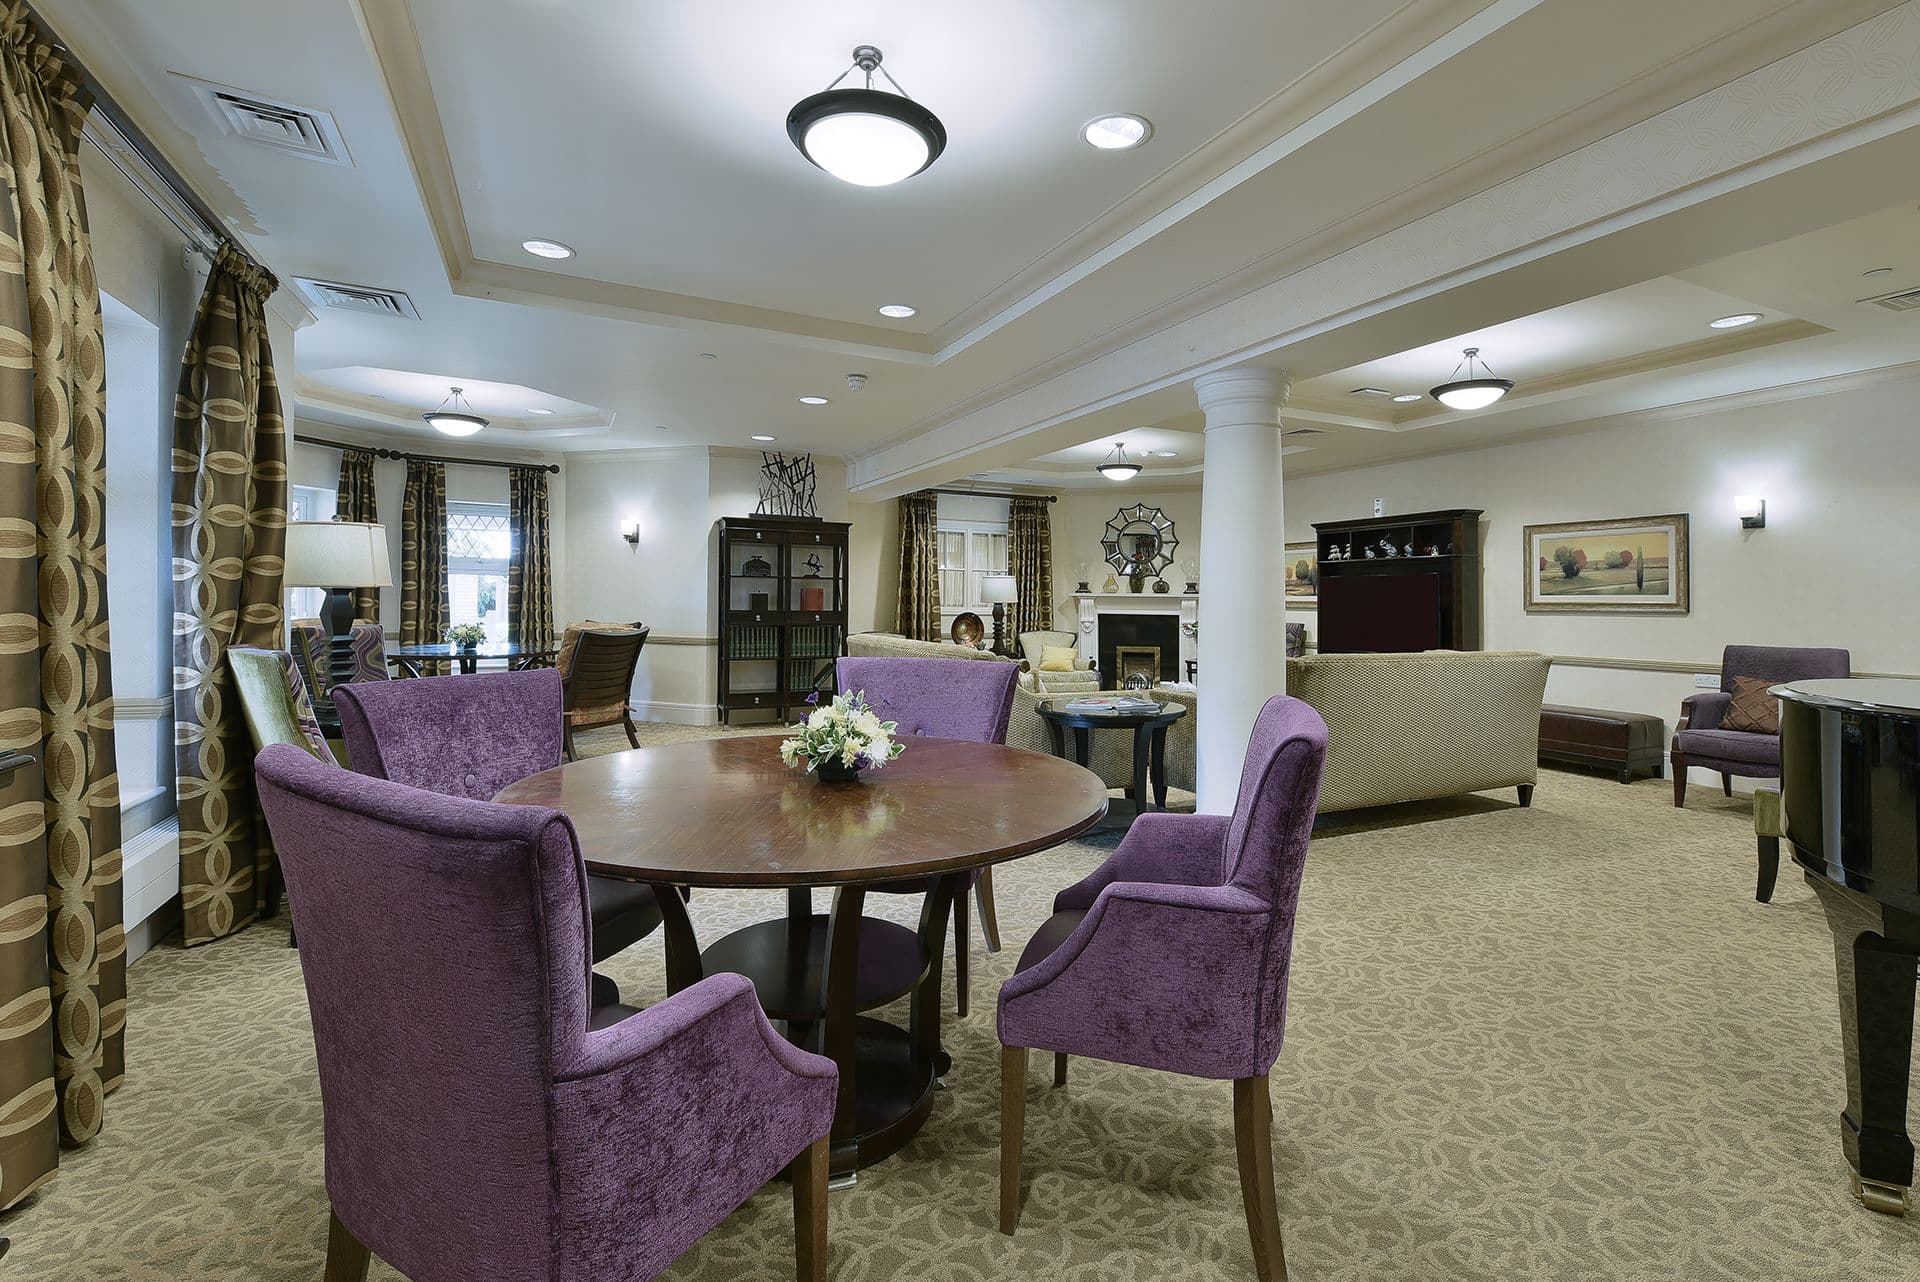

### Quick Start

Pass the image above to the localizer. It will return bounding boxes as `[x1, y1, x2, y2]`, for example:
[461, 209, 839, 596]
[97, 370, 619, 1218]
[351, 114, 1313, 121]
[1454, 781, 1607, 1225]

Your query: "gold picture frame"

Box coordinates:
[1522, 514, 1689, 614]
[1284, 541, 1318, 608]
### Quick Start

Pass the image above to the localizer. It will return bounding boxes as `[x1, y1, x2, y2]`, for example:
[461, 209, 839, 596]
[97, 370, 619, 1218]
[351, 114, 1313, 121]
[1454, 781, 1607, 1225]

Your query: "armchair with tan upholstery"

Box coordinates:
[556, 621, 650, 759]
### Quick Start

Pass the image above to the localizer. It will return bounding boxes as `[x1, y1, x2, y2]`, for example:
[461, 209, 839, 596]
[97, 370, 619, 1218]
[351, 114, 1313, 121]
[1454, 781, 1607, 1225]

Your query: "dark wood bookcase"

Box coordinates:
[715, 516, 850, 725]
[1312, 508, 1484, 652]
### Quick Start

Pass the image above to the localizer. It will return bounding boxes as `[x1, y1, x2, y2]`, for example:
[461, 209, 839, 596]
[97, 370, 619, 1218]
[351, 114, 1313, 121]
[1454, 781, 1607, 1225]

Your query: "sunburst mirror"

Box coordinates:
[1102, 503, 1178, 589]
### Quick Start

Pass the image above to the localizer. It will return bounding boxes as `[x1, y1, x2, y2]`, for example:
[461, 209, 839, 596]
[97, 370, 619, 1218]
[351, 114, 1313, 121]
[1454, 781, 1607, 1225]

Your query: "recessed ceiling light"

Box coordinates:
[1391, 393, 1424, 403]
[1863, 266, 1894, 278]
[797, 395, 830, 406]
[529, 407, 555, 416]
[700, 352, 718, 360]
[1709, 312, 1762, 328]
[1082, 113, 1152, 151]
[751, 434, 776, 442]
[521, 238, 574, 260]
[877, 303, 917, 319]
[1153, 450, 1179, 458]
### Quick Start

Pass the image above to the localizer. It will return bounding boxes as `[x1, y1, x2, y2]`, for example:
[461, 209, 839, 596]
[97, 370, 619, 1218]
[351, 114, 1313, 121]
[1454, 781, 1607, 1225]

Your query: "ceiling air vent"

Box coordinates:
[294, 277, 419, 320]
[1284, 427, 1324, 438]
[1860, 286, 1920, 312]
[176, 74, 352, 166]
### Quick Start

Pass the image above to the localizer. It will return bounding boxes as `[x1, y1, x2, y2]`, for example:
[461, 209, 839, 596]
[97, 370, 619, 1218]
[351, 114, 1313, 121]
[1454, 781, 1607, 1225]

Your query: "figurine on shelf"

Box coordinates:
[741, 554, 773, 577]
[1181, 558, 1199, 595]
[1363, 546, 1378, 559]
[1425, 544, 1441, 557]
[1152, 577, 1170, 594]
[1403, 541, 1414, 558]
[803, 552, 824, 577]
[1325, 545, 1343, 562]
[1075, 560, 1093, 594]
[1378, 538, 1398, 558]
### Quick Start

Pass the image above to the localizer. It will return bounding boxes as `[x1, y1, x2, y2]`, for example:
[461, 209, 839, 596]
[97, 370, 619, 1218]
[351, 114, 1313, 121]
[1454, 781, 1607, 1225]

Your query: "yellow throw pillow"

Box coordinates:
[1039, 645, 1079, 672]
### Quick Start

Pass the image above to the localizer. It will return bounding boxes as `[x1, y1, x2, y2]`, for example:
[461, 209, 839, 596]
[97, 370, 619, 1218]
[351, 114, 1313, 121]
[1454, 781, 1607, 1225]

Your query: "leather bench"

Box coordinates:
[1538, 704, 1665, 783]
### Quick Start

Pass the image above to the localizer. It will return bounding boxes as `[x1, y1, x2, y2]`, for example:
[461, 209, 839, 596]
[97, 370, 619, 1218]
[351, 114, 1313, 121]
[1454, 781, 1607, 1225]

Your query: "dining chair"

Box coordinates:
[835, 655, 1019, 1017]
[996, 693, 1328, 1282]
[253, 743, 837, 1282]
[558, 622, 651, 759]
[347, 620, 391, 684]
[332, 669, 666, 1007]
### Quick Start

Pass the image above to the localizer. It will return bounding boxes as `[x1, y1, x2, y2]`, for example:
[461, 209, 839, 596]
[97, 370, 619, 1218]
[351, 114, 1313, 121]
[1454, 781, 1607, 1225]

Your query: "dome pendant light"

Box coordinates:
[788, 45, 947, 187]
[1097, 441, 1142, 481]
[422, 386, 488, 437]
[1430, 347, 1514, 410]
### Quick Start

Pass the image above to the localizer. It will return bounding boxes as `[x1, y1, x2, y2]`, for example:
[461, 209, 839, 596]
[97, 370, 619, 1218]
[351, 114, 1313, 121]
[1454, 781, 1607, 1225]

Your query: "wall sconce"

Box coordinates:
[1734, 496, 1766, 530]
[619, 519, 639, 544]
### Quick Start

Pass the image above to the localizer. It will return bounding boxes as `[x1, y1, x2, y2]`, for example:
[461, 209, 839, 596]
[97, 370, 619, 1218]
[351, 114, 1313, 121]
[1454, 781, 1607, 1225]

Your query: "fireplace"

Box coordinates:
[1097, 613, 1180, 686]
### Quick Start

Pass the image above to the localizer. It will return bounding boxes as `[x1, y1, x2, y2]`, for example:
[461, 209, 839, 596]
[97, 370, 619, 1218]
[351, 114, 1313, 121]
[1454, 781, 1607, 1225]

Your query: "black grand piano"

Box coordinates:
[1777, 678, 1920, 1216]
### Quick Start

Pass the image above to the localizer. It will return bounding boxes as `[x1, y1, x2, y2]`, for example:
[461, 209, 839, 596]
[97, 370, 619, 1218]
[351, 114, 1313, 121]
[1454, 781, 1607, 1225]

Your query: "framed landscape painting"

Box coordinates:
[1523, 514, 1689, 613]
[1284, 541, 1318, 607]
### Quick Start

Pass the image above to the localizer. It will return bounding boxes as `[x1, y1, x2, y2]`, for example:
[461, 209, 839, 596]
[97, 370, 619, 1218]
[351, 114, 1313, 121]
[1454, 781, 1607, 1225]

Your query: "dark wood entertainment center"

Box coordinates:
[1312, 508, 1483, 652]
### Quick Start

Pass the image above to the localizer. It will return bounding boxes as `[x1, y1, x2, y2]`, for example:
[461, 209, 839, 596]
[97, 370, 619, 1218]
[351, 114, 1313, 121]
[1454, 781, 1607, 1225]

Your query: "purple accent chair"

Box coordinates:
[835, 656, 1019, 1017]
[996, 694, 1328, 1282]
[253, 745, 836, 1282]
[333, 669, 666, 1007]
[1670, 644, 1849, 806]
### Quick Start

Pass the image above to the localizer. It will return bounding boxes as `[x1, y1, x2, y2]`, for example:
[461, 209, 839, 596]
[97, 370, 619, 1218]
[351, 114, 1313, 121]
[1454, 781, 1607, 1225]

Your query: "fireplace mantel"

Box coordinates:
[1071, 593, 1199, 678]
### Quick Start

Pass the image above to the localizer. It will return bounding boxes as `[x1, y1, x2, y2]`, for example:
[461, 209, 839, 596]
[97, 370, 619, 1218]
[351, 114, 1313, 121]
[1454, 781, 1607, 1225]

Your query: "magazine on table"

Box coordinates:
[1063, 695, 1162, 713]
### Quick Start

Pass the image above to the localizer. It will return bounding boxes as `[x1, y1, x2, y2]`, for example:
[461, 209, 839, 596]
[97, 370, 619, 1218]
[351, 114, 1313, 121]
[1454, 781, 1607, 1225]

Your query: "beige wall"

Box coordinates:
[1272, 370, 1920, 786]
[1052, 485, 1202, 609]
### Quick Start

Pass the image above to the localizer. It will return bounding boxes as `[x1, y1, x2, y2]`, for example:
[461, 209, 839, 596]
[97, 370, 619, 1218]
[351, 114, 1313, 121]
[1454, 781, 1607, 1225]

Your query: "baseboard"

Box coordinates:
[633, 700, 719, 727]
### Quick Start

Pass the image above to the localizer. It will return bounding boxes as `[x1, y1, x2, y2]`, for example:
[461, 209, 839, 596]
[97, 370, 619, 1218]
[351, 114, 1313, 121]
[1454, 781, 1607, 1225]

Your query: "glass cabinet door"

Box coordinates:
[727, 527, 781, 618]
[785, 535, 840, 616]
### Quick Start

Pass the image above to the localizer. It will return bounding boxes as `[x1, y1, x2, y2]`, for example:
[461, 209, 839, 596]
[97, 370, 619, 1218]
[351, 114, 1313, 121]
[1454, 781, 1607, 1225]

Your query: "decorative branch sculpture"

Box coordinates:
[755, 451, 819, 518]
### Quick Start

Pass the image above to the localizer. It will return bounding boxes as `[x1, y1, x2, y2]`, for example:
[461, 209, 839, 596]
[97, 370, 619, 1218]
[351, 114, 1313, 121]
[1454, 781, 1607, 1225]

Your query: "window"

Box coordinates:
[937, 522, 1009, 614]
[447, 501, 511, 644]
[287, 485, 337, 621]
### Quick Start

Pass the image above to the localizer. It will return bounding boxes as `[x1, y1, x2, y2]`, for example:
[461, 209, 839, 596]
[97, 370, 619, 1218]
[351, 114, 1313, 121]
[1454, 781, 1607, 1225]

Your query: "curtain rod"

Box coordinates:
[31, 4, 256, 270]
[296, 433, 561, 475]
[929, 487, 1056, 503]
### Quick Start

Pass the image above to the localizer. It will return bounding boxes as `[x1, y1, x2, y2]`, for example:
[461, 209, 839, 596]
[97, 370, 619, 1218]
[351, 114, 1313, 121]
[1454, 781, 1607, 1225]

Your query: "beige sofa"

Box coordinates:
[842, 634, 1549, 812]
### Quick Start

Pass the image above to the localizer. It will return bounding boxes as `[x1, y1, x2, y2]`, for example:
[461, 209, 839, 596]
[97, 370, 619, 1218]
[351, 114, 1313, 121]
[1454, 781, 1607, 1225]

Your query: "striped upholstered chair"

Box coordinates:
[346, 621, 390, 685]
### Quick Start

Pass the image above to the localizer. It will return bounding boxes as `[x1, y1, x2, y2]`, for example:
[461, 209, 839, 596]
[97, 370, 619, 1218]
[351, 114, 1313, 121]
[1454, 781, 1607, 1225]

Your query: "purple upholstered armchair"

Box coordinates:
[1670, 644, 1849, 807]
[333, 669, 667, 1007]
[254, 745, 836, 1282]
[996, 694, 1327, 1282]
[835, 656, 1018, 1016]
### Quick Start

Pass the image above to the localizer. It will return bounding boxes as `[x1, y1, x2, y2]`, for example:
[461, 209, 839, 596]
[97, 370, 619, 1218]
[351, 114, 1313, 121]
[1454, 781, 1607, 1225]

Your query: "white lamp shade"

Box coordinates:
[981, 574, 1018, 604]
[1734, 495, 1764, 520]
[284, 521, 393, 588]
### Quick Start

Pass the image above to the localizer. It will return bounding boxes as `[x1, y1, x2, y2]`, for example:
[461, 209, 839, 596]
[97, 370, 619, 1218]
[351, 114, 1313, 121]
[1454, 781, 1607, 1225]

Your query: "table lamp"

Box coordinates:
[284, 520, 392, 687]
[981, 574, 1018, 655]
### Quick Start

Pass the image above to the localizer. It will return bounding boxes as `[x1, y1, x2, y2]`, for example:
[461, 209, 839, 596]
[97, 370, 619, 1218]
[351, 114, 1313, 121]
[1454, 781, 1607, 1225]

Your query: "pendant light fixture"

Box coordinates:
[1097, 441, 1142, 481]
[1430, 347, 1514, 410]
[422, 386, 488, 437]
[788, 45, 946, 187]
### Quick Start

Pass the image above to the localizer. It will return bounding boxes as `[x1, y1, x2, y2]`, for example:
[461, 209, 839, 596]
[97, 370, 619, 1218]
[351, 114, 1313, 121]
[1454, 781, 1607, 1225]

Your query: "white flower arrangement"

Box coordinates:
[780, 690, 905, 775]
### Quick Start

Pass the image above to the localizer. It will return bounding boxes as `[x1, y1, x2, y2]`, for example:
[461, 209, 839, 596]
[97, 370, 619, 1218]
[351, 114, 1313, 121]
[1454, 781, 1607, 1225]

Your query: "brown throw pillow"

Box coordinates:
[1721, 676, 1781, 735]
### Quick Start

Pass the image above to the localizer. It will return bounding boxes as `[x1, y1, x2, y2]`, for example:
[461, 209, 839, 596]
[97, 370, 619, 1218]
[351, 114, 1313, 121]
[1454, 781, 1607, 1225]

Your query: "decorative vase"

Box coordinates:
[1152, 578, 1170, 594]
[814, 758, 864, 784]
[456, 639, 478, 652]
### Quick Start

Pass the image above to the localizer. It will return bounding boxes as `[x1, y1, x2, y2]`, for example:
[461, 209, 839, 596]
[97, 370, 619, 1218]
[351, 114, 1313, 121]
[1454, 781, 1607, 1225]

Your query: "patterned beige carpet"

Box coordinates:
[3, 722, 1917, 1281]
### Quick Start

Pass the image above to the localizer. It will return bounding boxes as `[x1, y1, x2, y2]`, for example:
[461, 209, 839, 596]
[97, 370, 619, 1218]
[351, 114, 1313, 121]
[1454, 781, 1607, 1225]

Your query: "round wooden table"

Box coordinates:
[494, 736, 1107, 1176]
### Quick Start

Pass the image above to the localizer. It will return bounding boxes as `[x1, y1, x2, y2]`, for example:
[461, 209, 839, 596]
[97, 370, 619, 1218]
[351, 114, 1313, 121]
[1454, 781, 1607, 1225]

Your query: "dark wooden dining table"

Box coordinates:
[494, 735, 1107, 1178]
[386, 641, 557, 677]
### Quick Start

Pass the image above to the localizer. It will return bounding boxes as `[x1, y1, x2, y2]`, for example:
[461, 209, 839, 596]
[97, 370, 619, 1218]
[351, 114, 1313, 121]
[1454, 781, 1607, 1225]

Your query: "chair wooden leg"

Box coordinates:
[1720, 772, 1734, 797]
[953, 891, 970, 1018]
[1054, 1052, 1068, 1087]
[563, 725, 578, 762]
[1670, 752, 1687, 807]
[999, 1044, 1028, 1234]
[1233, 1076, 1287, 1282]
[324, 1210, 370, 1282]
[623, 715, 640, 750]
[975, 866, 1002, 954]
[791, 1135, 829, 1282]
[1756, 835, 1781, 903]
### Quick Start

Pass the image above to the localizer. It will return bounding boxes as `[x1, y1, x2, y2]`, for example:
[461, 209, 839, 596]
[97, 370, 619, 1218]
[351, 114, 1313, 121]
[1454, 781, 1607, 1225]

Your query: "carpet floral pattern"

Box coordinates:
[1, 719, 1916, 1280]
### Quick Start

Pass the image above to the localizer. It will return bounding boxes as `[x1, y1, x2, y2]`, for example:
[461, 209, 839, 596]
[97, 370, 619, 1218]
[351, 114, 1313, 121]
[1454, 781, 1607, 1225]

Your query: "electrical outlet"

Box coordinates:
[1693, 673, 1718, 689]
[1372, 497, 1384, 517]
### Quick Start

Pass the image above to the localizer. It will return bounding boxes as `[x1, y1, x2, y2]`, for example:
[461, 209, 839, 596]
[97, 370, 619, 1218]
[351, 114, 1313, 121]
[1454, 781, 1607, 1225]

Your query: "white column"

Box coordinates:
[1194, 366, 1290, 814]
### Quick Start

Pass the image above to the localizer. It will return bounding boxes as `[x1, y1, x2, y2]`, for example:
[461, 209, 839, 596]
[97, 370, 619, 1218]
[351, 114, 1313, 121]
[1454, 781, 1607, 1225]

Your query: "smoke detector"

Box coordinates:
[846, 372, 869, 392]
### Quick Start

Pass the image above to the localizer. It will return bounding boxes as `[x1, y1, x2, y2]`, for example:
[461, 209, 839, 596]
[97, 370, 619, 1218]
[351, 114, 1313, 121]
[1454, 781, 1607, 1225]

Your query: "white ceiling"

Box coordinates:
[42, 0, 1920, 483]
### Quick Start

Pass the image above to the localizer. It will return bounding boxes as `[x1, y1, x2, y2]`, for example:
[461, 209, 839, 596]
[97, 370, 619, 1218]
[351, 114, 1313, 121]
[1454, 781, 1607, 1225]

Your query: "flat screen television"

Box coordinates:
[1318, 573, 1441, 653]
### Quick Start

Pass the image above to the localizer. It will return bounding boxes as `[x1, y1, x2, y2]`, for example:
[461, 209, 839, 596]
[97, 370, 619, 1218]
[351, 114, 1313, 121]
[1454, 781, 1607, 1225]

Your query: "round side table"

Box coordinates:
[1034, 700, 1189, 828]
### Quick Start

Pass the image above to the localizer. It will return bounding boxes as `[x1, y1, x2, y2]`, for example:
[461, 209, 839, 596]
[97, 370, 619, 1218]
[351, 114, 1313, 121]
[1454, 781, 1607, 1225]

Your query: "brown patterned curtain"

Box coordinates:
[334, 447, 379, 623]
[400, 459, 448, 671]
[507, 466, 553, 651]
[171, 243, 287, 947]
[0, 6, 122, 1208]
[1009, 496, 1054, 637]
[894, 490, 941, 640]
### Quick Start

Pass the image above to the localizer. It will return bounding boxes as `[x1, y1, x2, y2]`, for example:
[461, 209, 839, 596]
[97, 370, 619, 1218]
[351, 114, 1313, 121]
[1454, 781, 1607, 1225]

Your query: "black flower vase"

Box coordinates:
[814, 758, 863, 784]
